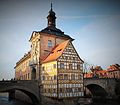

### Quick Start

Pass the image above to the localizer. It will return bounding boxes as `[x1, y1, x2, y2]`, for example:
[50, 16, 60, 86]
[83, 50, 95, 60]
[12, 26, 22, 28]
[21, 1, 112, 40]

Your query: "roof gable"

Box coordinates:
[57, 41, 84, 63]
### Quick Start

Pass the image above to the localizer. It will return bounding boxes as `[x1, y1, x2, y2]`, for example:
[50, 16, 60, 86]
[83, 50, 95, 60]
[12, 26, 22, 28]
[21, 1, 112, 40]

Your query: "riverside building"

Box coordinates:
[15, 4, 84, 98]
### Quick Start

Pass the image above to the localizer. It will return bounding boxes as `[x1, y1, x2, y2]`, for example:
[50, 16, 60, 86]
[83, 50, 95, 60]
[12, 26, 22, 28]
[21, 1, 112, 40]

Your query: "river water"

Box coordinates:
[0, 93, 120, 105]
[0, 93, 32, 105]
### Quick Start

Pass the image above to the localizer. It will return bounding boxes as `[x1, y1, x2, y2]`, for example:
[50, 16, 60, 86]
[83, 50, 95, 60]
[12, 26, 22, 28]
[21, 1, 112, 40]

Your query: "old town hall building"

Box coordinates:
[15, 4, 84, 98]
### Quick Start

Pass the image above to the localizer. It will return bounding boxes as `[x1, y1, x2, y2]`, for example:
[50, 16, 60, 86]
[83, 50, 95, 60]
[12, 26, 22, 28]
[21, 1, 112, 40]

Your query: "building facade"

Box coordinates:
[84, 64, 120, 79]
[15, 5, 84, 98]
[107, 64, 120, 78]
[41, 40, 84, 98]
[15, 51, 31, 80]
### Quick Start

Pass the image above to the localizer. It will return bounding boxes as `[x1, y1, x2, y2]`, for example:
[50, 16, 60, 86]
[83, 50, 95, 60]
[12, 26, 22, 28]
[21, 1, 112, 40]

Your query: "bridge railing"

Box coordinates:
[0, 80, 39, 88]
[0, 80, 38, 83]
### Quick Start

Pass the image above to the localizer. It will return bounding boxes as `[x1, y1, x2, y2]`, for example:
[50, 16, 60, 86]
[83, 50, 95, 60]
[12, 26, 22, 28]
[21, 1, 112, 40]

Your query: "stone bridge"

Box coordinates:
[0, 79, 120, 105]
[84, 78, 120, 99]
[0, 80, 40, 105]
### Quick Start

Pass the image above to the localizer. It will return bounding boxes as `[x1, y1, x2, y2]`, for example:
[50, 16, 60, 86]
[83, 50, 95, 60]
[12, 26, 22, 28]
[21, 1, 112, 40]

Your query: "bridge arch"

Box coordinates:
[85, 84, 108, 98]
[1, 86, 40, 105]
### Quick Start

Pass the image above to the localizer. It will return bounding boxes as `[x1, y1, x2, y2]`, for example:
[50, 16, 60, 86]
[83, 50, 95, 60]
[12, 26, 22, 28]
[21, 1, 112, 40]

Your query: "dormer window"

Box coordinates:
[48, 40, 52, 47]
[57, 49, 62, 53]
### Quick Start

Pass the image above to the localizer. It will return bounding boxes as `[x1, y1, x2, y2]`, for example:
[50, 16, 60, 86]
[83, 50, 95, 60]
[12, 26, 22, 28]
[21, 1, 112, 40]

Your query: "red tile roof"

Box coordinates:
[84, 72, 93, 78]
[42, 40, 69, 63]
[96, 70, 107, 74]
[107, 64, 120, 71]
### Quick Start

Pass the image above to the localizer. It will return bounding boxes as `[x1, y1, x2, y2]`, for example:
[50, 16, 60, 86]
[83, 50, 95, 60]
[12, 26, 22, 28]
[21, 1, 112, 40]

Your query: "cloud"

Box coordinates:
[58, 14, 120, 19]
[74, 15, 120, 69]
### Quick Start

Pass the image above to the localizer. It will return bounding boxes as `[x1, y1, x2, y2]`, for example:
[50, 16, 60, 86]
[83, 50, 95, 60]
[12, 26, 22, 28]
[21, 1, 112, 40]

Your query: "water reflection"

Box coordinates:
[80, 98, 120, 105]
[0, 96, 120, 105]
[0, 96, 32, 105]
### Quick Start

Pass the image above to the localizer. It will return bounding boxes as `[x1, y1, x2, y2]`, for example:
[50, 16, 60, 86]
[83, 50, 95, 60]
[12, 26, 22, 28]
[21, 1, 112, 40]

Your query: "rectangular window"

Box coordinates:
[71, 74, 75, 80]
[69, 64, 72, 70]
[53, 64, 56, 69]
[78, 74, 83, 80]
[28, 73, 29, 79]
[60, 63, 64, 69]
[64, 74, 68, 80]
[42, 76, 45, 80]
[77, 64, 80, 70]
[72, 63, 75, 70]
[75, 74, 78, 79]
[53, 89, 56, 93]
[59, 88, 62, 93]
[43, 88, 46, 92]
[74, 88, 78, 92]
[54, 75, 57, 80]
[59, 74, 63, 80]
[42, 66, 45, 71]
[75, 63, 77, 69]
[73, 57, 75, 61]
[78, 88, 82, 92]
[26, 74, 27, 79]
[80, 64, 83, 69]
[66, 88, 72, 92]
[48, 89, 51, 93]
[48, 40, 52, 47]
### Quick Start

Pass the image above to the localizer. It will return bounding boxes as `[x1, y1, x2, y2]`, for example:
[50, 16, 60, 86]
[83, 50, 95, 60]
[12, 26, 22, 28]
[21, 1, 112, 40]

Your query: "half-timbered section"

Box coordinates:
[41, 40, 84, 98]
[57, 41, 84, 98]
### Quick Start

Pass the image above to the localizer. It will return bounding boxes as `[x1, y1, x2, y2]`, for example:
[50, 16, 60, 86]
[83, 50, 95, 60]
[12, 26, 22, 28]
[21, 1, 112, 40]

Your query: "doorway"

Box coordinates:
[31, 67, 36, 80]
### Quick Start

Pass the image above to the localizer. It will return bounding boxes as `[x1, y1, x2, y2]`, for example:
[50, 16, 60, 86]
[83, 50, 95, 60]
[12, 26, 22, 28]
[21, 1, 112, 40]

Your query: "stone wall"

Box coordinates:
[41, 96, 78, 105]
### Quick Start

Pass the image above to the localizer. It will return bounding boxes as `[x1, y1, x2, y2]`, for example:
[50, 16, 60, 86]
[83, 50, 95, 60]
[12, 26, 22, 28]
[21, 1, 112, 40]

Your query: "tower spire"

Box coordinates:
[47, 3, 56, 27]
[51, 2, 53, 11]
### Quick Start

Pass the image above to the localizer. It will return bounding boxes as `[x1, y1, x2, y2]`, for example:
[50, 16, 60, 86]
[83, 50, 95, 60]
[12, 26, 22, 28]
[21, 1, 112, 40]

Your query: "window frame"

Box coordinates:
[48, 40, 52, 47]
[60, 63, 64, 69]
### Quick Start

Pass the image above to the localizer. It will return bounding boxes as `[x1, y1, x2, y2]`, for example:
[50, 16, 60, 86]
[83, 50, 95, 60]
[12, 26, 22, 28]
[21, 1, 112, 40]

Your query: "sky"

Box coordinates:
[0, 0, 120, 80]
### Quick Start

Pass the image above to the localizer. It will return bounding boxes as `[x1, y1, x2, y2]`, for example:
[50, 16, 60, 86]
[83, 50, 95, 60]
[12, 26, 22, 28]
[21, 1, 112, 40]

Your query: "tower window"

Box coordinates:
[48, 40, 52, 47]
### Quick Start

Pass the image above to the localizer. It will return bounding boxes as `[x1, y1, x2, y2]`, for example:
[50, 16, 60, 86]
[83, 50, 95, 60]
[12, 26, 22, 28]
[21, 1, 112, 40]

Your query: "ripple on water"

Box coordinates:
[0, 97, 32, 105]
